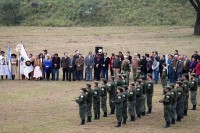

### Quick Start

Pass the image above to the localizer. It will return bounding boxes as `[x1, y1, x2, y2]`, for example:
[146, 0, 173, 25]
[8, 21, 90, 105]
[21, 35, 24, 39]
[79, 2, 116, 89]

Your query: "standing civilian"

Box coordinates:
[52, 53, 60, 81]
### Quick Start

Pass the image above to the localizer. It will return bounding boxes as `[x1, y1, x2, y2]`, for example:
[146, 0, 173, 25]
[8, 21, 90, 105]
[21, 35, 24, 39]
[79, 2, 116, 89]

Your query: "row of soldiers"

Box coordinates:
[75, 73, 154, 127]
[159, 73, 198, 128]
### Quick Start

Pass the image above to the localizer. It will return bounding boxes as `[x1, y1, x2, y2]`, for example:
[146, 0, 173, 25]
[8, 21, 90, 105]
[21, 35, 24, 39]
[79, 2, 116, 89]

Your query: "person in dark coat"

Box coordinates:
[94, 54, 102, 81]
[140, 56, 147, 78]
[101, 53, 110, 81]
[61, 52, 70, 81]
[52, 53, 60, 81]
[183, 55, 191, 74]
[68, 54, 76, 81]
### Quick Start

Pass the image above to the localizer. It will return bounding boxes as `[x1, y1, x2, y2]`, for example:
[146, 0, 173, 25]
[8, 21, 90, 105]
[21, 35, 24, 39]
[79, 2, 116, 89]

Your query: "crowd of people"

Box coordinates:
[0, 49, 200, 83]
[0, 48, 200, 128]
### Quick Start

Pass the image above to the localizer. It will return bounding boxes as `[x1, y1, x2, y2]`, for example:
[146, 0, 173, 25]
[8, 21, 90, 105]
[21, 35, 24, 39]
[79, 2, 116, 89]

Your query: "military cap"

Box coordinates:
[81, 88, 87, 92]
[117, 86, 123, 92]
[94, 81, 98, 85]
[165, 86, 172, 90]
[86, 83, 91, 88]
[176, 81, 183, 85]
[130, 82, 135, 86]
[177, 78, 183, 82]
[191, 73, 196, 77]
[169, 83, 175, 88]
[123, 85, 128, 90]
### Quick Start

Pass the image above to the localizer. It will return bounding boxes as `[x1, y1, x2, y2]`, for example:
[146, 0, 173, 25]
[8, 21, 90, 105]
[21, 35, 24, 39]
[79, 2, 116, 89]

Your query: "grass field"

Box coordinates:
[0, 26, 200, 133]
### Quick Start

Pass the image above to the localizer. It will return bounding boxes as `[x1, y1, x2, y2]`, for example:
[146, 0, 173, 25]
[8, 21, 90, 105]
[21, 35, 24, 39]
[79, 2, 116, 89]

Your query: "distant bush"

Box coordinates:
[0, 0, 23, 26]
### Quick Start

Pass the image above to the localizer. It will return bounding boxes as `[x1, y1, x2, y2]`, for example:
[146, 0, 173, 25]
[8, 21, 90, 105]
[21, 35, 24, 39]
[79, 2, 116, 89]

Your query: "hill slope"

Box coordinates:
[0, 0, 196, 26]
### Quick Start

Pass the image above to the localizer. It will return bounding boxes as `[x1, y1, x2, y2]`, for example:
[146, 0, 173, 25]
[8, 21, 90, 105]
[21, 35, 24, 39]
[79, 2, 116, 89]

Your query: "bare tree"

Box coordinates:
[189, 0, 200, 35]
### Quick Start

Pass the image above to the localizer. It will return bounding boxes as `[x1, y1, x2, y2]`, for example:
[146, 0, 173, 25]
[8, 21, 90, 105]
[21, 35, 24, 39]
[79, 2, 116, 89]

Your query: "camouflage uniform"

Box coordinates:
[107, 77, 116, 114]
[76, 89, 87, 125]
[127, 83, 136, 121]
[93, 83, 101, 120]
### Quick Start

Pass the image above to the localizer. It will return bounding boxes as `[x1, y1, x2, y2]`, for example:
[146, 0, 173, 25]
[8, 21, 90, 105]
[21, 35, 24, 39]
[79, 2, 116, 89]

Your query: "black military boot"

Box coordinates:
[137, 114, 141, 119]
[194, 105, 196, 110]
[130, 116, 135, 121]
[111, 109, 115, 114]
[142, 112, 146, 116]
[177, 116, 181, 122]
[122, 118, 127, 124]
[87, 116, 91, 122]
[184, 110, 187, 116]
[163, 121, 170, 128]
[80, 119, 85, 125]
[171, 119, 176, 124]
[103, 112, 108, 117]
[115, 122, 121, 127]
[94, 113, 98, 120]
[97, 113, 100, 119]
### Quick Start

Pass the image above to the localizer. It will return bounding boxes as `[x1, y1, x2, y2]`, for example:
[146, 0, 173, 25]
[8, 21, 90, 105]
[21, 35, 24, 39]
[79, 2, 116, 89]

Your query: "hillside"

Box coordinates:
[0, 0, 196, 26]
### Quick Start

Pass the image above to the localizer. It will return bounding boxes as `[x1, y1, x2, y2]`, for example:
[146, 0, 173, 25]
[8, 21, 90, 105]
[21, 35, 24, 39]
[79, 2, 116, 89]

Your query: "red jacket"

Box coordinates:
[194, 62, 200, 76]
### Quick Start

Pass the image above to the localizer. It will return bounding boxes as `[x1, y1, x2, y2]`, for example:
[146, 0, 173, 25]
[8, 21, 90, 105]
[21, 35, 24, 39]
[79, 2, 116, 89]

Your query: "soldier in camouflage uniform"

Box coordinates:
[135, 79, 143, 118]
[116, 74, 125, 87]
[122, 85, 128, 124]
[189, 73, 198, 110]
[92, 81, 101, 120]
[159, 86, 172, 128]
[76, 88, 87, 125]
[107, 76, 116, 114]
[182, 74, 189, 116]
[146, 74, 154, 114]
[85, 83, 93, 122]
[127, 82, 136, 121]
[140, 75, 147, 116]
[100, 78, 108, 117]
[113, 87, 123, 127]
[161, 63, 168, 94]
[175, 81, 184, 122]
[169, 83, 177, 124]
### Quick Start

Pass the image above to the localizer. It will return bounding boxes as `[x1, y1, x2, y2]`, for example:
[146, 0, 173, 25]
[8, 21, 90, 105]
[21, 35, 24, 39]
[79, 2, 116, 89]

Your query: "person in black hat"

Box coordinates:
[107, 76, 116, 114]
[182, 73, 189, 116]
[175, 81, 184, 122]
[76, 88, 87, 125]
[100, 78, 108, 117]
[135, 79, 143, 119]
[92, 81, 101, 120]
[11, 54, 18, 80]
[113, 87, 123, 127]
[189, 73, 198, 110]
[169, 83, 177, 124]
[122, 85, 128, 124]
[85, 83, 93, 122]
[159, 86, 172, 128]
[146, 73, 154, 114]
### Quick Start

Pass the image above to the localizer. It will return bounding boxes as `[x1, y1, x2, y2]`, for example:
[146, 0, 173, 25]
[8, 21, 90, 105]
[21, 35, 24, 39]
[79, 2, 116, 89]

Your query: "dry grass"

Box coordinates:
[0, 26, 200, 133]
